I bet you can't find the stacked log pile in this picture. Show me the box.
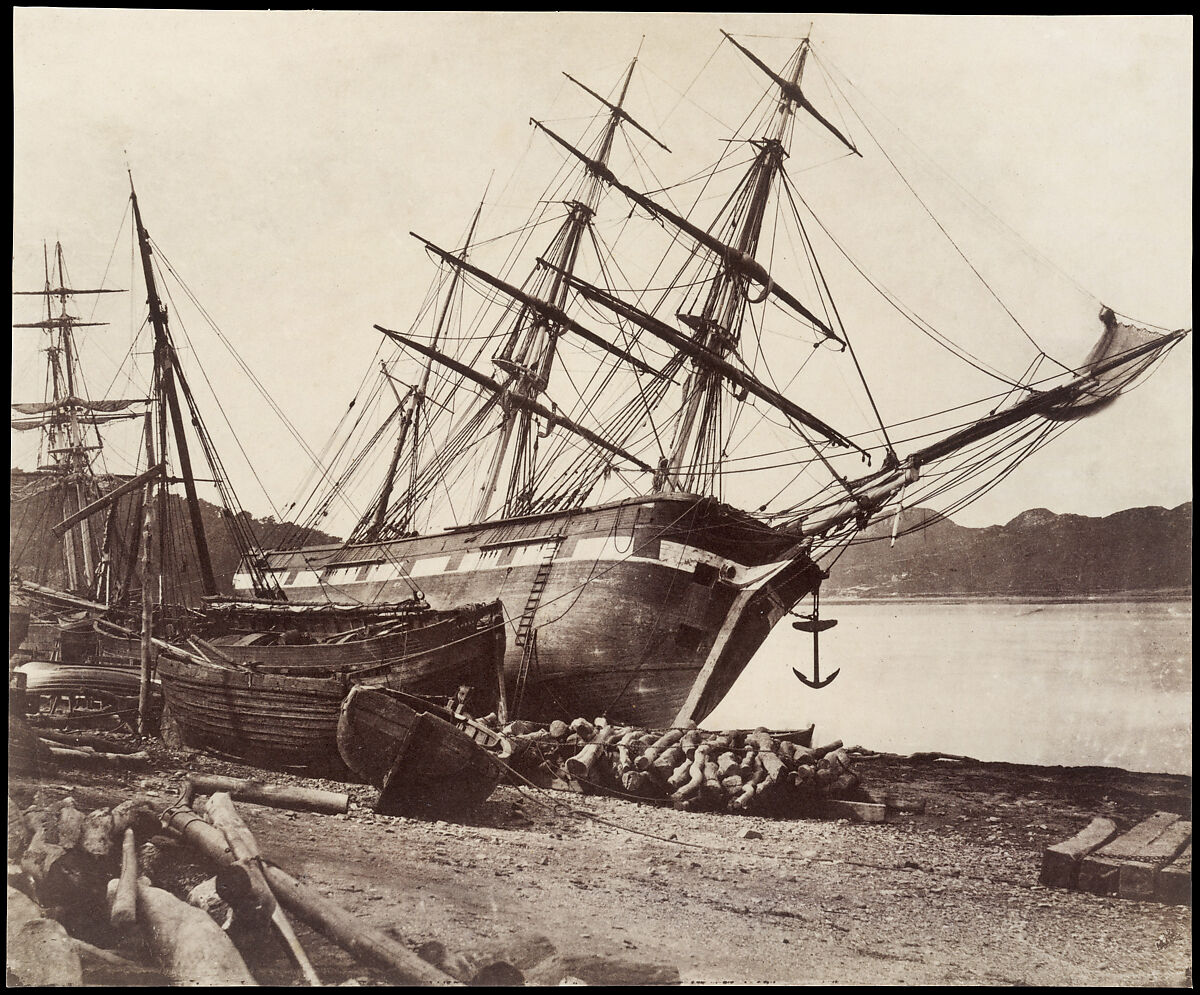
[487,717,877,818]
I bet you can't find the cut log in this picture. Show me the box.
[7,883,43,943]
[44,745,151,769]
[669,745,710,803]
[548,720,570,739]
[745,730,774,754]
[731,755,767,811]
[161,803,456,985]
[261,861,454,985]
[81,808,116,858]
[57,798,85,850]
[636,728,685,771]
[756,752,786,796]
[568,718,596,741]
[8,916,85,987]
[652,746,685,777]
[115,878,258,985]
[813,740,844,760]
[109,829,139,928]
[564,724,620,780]
[615,729,643,774]
[205,792,322,983]
[1039,817,1119,889]
[187,775,349,815]
[35,729,141,754]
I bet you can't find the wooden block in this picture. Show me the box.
[1156,844,1191,906]
[1095,811,1181,861]
[1118,860,1159,901]
[1078,855,1122,896]
[1039,817,1118,888]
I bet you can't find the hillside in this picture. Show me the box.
[824,502,1192,598]
[9,468,340,600]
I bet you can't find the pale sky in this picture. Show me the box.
[12,12,1192,531]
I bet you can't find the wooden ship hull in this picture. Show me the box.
[156,600,505,772]
[242,495,823,728]
[336,685,505,816]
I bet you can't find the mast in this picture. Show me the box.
[12,243,127,597]
[468,56,657,521]
[662,33,818,494]
[364,196,487,539]
[129,179,219,597]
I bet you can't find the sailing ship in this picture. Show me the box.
[239,29,1188,729]
[10,243,158,718]
[12,186,506,748]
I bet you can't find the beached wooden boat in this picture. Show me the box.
[336,685,506,816]
[156,599,505,774]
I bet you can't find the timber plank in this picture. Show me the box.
[1136,819,1191,864]
[1094,811,1181,861]
[1040,817,1118,889]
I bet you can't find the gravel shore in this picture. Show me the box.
[9,737,1191,986]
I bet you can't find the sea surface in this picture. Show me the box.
[705,598,1192,775]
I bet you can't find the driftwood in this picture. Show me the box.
[7,915,85,986]
[35,728,142,754]
[45,744,152,769]
[205,792,322,985]
[57,798,85,850]
[187,775,349,815]
[162,802,456,985]
[111,877,258,986]
[81,808,116,858]
[109,829,139,928]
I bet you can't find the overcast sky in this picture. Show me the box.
[12,12,1192,530]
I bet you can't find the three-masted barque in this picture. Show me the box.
[219,30,1185,728]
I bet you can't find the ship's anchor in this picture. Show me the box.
[791,591,839,689]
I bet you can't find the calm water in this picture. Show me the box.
[706,599,1191,775]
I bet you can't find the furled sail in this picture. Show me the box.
[10,408,144,432]
[1041,308,1174,421]
[11,397,144,415]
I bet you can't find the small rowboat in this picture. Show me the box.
[336,685,507,817]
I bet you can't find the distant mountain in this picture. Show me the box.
[9,468,340,601]
[823,502,1192,598]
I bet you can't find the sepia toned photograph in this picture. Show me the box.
[10,11,1191,986]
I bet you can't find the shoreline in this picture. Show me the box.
[823,590,1191,606]
[8,734,1191,986]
